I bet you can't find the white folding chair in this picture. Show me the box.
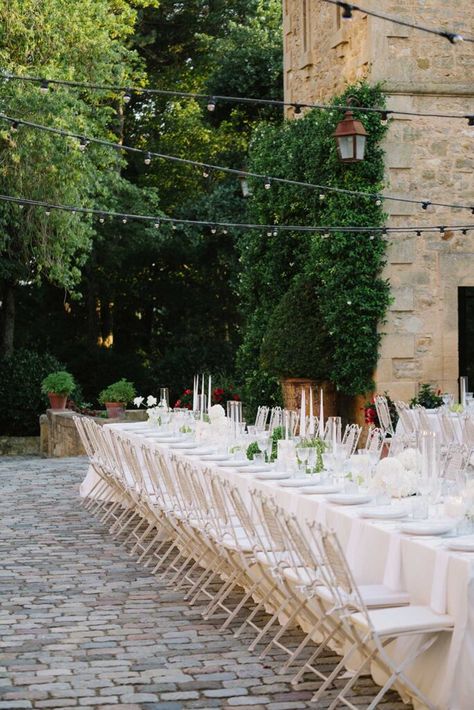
[311,524,453,710]
[342,423,362,456]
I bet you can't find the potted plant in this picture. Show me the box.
[41,370,76,410]
[260,276,335,412]
[98,379,136,418]
[410,383,444,409]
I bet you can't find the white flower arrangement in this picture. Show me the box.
[373,452,418,499]
[209,404,225,421]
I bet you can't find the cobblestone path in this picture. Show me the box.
[0,457,410,710]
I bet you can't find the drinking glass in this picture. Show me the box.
[159,387,169,408]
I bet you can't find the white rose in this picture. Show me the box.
[209,404,226,422]
[133,396,144,408]
[396,448,420,472]
[146,395,157,407]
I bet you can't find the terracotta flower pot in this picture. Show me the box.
[48,393,67,410]
[105,402,126,419]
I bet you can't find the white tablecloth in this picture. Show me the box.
[81,421,474,710]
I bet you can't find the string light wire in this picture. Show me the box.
[1,111,473,214]
[1,71,473,123]
[321,0,474,44]
[0,192,472,236]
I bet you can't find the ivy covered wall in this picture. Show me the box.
[236,83,391,415]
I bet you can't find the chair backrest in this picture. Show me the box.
[342,424,362,456]
[364,427,385,459]
[442,443,468,480]
[394,401,415,436]
[268,407,282,432]
[462,416,474,448]
[255,405,270,429]
[414,405,432,432]
[375,395,394,436]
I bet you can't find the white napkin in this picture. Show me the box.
[383,533,404,591]
[430,548,450,614]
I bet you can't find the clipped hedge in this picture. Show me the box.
[0,349,63,436]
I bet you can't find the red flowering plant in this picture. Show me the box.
[212,385,241,408]
[174,383,241,410]
[173,388,193,410]
[362,392,398,429]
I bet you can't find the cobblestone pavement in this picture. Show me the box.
[0,457,410,710]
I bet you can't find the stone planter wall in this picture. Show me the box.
[280,378,338,419]
[0,436,40,456]
[40,409,148,458]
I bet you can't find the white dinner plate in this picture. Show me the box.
[447,537,474,552]
[146,436,181,443]
[254,472,290,481]
[326,493,373,506]
[185,447,215,457]
[400,520,456,536]
[241,464,272,474]
[301,485,342,495]
[359,506,408,520]
[201,454,229,462]
[168,442,199,450]
[217,460,246,469]
[279,478,320,488]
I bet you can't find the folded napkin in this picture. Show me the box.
[430,547,450,614]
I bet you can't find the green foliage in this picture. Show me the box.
[41,370,76,396]
[246,441,261,460]
[269,425,284,462]
[261,276,331,379]
[98,379,136,405]
[0,348,63,435]
[410,384,444,409]
[237,83,391,412]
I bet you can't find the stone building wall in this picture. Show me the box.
[284,0,474,401]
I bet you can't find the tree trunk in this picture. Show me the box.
[0,282,15,357]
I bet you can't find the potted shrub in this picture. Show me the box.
[98,379,136,418]
[260,276,335,413]
[41,370,76,410]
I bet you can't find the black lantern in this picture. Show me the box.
[333,108,368,162]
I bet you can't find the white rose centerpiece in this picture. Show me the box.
[373,451,418,499]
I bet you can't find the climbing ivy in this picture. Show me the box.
[236,83,391,415]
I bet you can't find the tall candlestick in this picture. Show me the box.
[208,375,212,413]
[300,387,306,438]
[309,386,314,436]
[200,373,205,420]
[193,375,198,411]
[318,388,324,438]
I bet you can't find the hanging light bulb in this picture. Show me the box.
[172,224,177,230]
[154,221,160,228]
[144,152,151,165]
[39,78,49,94]
[122,218,127,224]
[323,232,330,239]
[416,230,422,236]
[468,116,474,127]
[123,89,132,104]
[99,215,105,224]
[273,228,278,237]
[202,167,210,178]
[264,177,271,190]
[375,198,382,206]
[462,229,468,235]
[422,200,431,210]
[45,209,51,216]
[446,33,464,44]
[79,137,88,152]
[222,228,228,235]
[10,120,19,132]
[211,226,217,234]
[380,111,389,125]
[319,192,326,201]
[294,104,302,115]
[207,96,216,112]
[266,229,272,236]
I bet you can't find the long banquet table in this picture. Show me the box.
[81,421,474,710]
